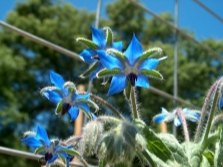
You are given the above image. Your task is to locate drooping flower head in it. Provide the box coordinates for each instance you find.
[153,107,200,127]
[77,26,123,80]
[41,71,98,121]
[97,34,166,95]
[22,126,74,165]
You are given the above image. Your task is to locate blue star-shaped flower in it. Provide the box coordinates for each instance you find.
[22,126,73,165]
[97,34,166,95]
[153,107,200,127]
[41,71,92,121]
[78,26,123,80]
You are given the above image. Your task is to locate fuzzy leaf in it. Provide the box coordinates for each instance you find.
[157,133,191,167]
[204,150,214,166]
[79,61,99,79]
[104,27,113,46]
[55,101,63,115]
[76,37,98,50]
[141,69,163,80]
[106,48,125,60]
[133,119,174,163]
[34,146,44,154]
[214,126,223,167]
[201,155,211,167]
[97,68,120,78]
[139,47,162,61]
[182,142,203,167]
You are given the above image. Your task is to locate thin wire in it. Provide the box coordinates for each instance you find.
[128,0,223,61]
[194,0,223,24]
[0,21,82,61]
[0,146,87,167]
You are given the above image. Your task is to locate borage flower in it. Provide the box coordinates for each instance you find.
[41,71,98,121]
[97,34,166,95]
[77,26,123,80]
[22,126,75,166]
[153,107,200,126]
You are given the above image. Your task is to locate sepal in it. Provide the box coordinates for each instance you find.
[35,146,45,154]
[76,37,98,50]
[103,27,113,46]
[96,69,121,78]
[63,81,76,92]
[79,62,99,79]
[40,86,62,95]
[141,69,163,80]
[106,48,125,60]
[139,47,162,61]
[55,101,63,115]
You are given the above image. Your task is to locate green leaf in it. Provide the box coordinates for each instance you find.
[214,126,223,167]
[99,159,107,167]
[79,61,99,79]
[76,37,98,50]
[34,146,44,154]
[61,149,80,157]
[55,101,63,115]
[96,68,120,78]
[182,142,203,167]
[141,69,163,80]
[106,48,125,60]
[124,82,131,100]
[157,133,191,167]
[133,119,174,163]
[139,47,162,61]
[203,150,214,166]
[201,155,211,167]
[104,27,113,46]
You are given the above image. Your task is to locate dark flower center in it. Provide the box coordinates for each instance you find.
[127,73,138,86]
[91,55,100,60]
[45,152,53,161]
[61,103,71,116]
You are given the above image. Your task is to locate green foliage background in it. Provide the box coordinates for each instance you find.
[0,0,223,166]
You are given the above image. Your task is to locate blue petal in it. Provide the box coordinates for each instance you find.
[36,126,51,147]
[139,58,160,71]
[76,103,90,113]
[50,71,65,89]
[79,49,97,64]
[97,50,124,70]
[174,117,182,127]
[161,107,169,114]
[21,136,42,148]
[108,73,127,95]
[219,96,223,109]
[153,115,166,123]
[91,26,106,49]
[89,62,104,80]
[124,34,143,66]
[47,154,58,164]
[42,90,62,104]
[68,106,79,121]
[135,73,149,88]
[72,93,90,101]
[112,41,123,51]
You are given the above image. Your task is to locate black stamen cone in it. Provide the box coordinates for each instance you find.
[91,55,100,60]
[61,103,71,116]
[127,73,138,86]
[45,152,53,161]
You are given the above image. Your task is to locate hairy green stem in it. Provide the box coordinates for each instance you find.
[177,108,189,141]
[202,82,220,143]
[194,80,219,142]
[90,93,125,120]
[97,115,121,124]
[130,86,139,119]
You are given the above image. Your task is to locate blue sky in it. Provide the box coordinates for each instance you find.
[0,0,222,40]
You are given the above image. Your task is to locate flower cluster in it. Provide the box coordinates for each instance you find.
[22,26,209,167]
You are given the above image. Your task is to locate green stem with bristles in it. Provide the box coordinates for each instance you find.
[176,108,189,141]
[130,86,139,119]
[90,93,125,120]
